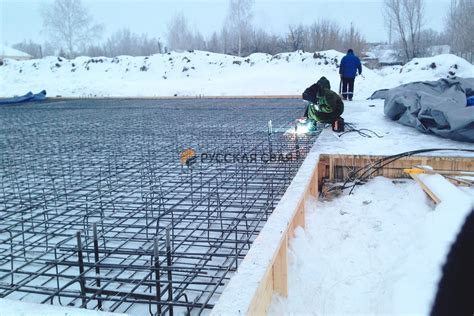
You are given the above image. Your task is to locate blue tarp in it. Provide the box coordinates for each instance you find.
[467,96,474,107]
[0,90,47,105]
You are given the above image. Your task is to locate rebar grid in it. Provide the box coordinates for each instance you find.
[0,99,317,315]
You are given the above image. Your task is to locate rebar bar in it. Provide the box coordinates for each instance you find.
[0,98,317,315]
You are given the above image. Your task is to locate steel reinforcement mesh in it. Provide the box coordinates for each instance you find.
[0,99,317,315]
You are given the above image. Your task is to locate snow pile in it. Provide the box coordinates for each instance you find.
[1,49,472,98]
[0,50,350,98]
[375,54,474,88]
[269,177,474,315]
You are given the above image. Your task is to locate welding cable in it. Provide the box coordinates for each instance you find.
[337,122,384,139]
[324,148,474,195]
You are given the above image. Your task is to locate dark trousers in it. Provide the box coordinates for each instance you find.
[340,77,355,100]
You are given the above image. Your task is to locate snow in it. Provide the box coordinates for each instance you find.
[0,298,128,316]
[0,49,472,98]
[0,44,31,58]
[269,93,474,314]
[374,54,474,88]
[418,173,467,203]
[269,176,474,315]
[304,99,474,157]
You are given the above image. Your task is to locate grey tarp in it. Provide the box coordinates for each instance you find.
[383,78,474,143]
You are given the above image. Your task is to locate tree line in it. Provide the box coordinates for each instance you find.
[384,0,473,62]
[11,0,473,62]
[12,0,366,59]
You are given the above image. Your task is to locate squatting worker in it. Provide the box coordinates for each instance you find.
[302,76,344,124]
[339,49,362,101]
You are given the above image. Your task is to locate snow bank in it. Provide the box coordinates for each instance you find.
[374,54,474,89]
[1,50,471,99]
[269,177,474,315]
[0,50,347,98]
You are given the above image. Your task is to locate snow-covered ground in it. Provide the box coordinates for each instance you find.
[310,99,474,156]
[268,97,474,315]
[0,298,127,316]
[269,177,474,315]
[1,50,472,98]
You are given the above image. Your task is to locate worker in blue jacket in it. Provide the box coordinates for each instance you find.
[339,49,362,101]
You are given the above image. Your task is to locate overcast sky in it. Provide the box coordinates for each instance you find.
[0,0,451,47]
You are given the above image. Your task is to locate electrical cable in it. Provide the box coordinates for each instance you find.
[337,122,384,139]
[325,148,474,196]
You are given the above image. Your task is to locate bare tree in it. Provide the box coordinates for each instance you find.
[445,0,474,54]
[307,19,341,51]
[220,26,231,54]
[41,0,103,58]
[341,23,367,55]
[166,13,194,51]
[418,29,447,56]
[207,32,221,53]
[191,31,207,51]
[103,28,162,57]
[86,44,105,57]
[105,28,139,56]
[383,0,424,61]
[227,0,255,56]
[251,28,269,53]
[286,24,306,51]
[139,35,163,56]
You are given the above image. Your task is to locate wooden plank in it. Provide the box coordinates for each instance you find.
[408,173,442,204]
[319,154,474,182]
[246,167,313,314]
[415,166,474,177]
[289,198,306,238]
[329,157,335,181]
[310,165,319,196]
[272,234,288,297]
[248,267,274,315]
[445,175,474,187]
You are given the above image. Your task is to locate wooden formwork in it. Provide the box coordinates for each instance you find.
[318,154,474,184]
[211,153,474,315]
[210,148,320,315]
[246,177,316,315]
